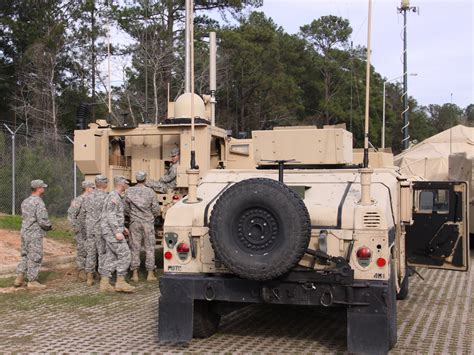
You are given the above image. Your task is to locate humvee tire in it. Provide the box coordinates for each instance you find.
[193,301,221,338]
[209,178,311,281]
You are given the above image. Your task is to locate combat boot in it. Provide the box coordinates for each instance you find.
[13,274,24,287]
[131,269,139,283]
[86,272,95,286]
[99,276,115,293]
[77,270,87,282]
[147,270,157,282]
[115,275,136,293]
[27,281,47,290]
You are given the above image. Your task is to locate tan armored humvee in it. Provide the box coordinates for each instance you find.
[158,125,470,354]
[73,93,255,236]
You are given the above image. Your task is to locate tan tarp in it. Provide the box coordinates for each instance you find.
[394,125,473,180]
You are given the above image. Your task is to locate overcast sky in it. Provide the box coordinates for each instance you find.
[259,0,473,108]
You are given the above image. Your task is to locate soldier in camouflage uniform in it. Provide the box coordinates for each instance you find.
[124,171,160,282]
[147,147,179,193]
[14,180,52,290]
[83,175,108,286]
[67,180,95,281]
[99,175,135,293]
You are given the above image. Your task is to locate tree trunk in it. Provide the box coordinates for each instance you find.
[153,69,159,124]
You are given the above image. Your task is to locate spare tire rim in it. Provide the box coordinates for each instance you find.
[237,208,279,252]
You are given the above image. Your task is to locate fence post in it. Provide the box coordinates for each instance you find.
[3,123,24,215]
[65,135,77,198]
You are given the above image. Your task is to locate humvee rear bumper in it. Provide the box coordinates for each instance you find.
[158,273,393,353]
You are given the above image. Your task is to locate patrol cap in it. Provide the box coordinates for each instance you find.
[170,147,180,157]
[135,171,147,182]
[81,180,95,189]
[31,179,48,189]
[95,174,108,184]
[113,175,130,185]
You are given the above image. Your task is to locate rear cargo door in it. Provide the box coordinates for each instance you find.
[406,181,469,271]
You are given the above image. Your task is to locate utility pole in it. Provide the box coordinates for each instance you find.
[398,0,418,150]
[4,123,24,215]
[382,73,417,149]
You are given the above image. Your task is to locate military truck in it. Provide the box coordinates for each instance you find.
[73,92,255,235]
[157,125,470,353]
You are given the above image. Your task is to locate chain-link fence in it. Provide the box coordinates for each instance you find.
[0,124,80,217]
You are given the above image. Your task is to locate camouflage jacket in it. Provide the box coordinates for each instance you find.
[67,194,86,232]
[147,162,178,192]
[20,195,52,237]
[84,189,108,236]
[101,190,125,242]
[124,184,160,223]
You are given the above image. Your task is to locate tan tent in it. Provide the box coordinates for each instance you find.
[395,125,473,179]
[394,125,474,235]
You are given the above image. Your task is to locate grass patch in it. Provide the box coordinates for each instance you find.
[37,271,58,284]
[0,214,22,230]
[0,276,16,288]
[0,292,35,312]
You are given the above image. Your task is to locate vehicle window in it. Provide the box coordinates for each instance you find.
[416,189,449,214]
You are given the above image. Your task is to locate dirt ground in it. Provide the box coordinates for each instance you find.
[0,229,74,267]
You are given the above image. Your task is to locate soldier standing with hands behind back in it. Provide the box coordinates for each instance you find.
[67,180,95,281]
[99,175,135,293]
[14,180,52,290]
[124,171,160,282]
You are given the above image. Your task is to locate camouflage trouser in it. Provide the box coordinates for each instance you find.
[129,221,156,271]
[75,229,87,271]
[16,234,43,281]
[85,232,106,273]
[100,238,131,277]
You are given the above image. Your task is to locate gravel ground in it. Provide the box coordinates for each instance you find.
[0,252,472,354]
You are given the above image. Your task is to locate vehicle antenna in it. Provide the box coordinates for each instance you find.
[210,32,217,126]
[185,0,199,203]
[359,0,374,206]
[363,0,372,168]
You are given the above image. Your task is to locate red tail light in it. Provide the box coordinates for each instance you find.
[356,247,372,259]
[356,246,372,267]
[164,251,173,260]
[177,242,190,253]
[376,257,386,267]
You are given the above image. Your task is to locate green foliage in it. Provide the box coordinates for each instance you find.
[0,1,471,153]
[217,12,304,132]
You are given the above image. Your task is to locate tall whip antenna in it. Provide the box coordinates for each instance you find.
[106,0,112,116]
[363,0,372,168]
[359,0,374,206]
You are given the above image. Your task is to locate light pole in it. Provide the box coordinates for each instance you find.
[4,123,24,215]
[382,73,417,149]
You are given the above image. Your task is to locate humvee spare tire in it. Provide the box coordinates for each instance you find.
[209,178,311,281]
